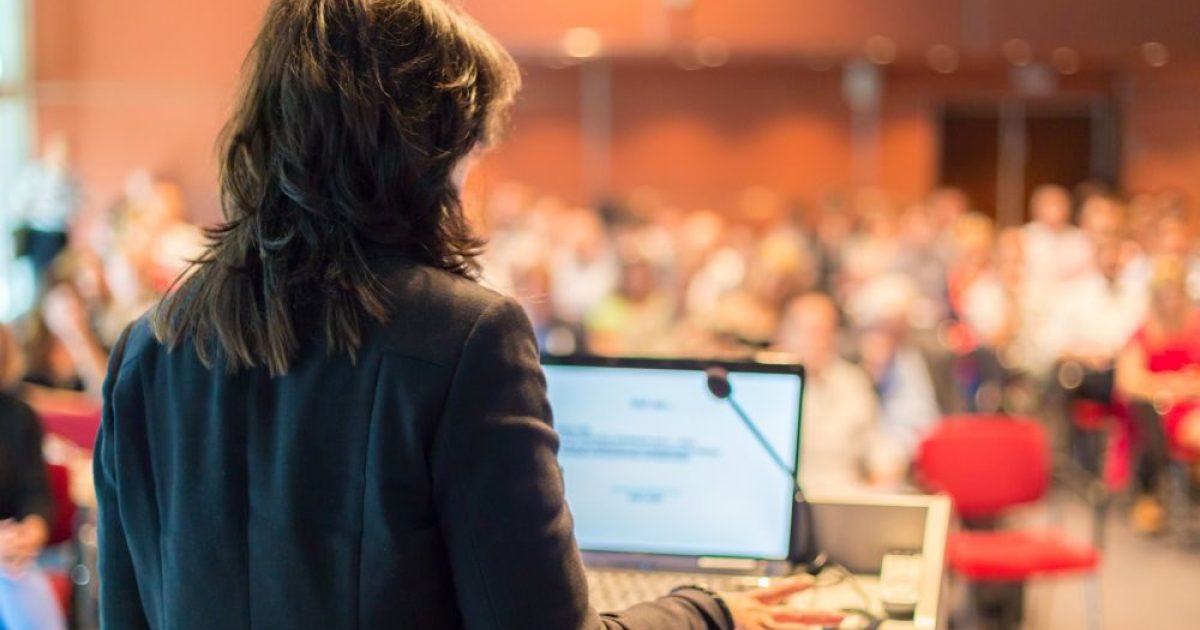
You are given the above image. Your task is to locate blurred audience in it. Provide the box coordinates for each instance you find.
[0,326,68,630]
[1116,256,1200,534]
[471,177,1199,509]
[773,293,893,491]
[9,134,81,287]
[5,148,1200,514]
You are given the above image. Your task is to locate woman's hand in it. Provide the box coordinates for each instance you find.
[0,516,50,573]
[723,577,845,630]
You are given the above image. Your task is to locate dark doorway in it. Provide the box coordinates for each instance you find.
[939,101,1117,225]
[940,107,1001,219]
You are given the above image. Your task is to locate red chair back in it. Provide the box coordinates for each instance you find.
[916,416,1050,520]
[38,407,102,451]
[46,464,76,546]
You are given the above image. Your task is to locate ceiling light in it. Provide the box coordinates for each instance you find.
[865,36,898,65]
[1051,47,1080,75]
[563,27,602,59]
[926,45,959,74]
[1003,38,1033,66]
[1142,42,1169,68]
[696,38,730,68]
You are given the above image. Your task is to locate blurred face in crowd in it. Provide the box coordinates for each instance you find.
[1080,196,1125,243]
[561,209,608,261]
[1031,185,1072,230]
[1157,215,1193,257]
[777,294,840,372]
[1150,258,1191,333]
[676,210,726,273]
[900,205,937,249]
[619,259,657,302]
[928,188,969,231]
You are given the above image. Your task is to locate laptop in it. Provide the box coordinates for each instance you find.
[541,356,807,611]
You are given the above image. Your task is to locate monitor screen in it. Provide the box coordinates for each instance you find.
[543,359,803,561]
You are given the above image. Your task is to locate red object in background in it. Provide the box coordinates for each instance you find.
[46,464,77,546]
[1071,400,1113,432]
[46,463,77,614]
[918,415,1050,521]
[916,416,1100,581]
[38,407,102,451]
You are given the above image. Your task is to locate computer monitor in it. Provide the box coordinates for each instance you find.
[541,356,805,562]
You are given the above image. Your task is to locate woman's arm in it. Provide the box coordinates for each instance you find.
[431,296,733,630]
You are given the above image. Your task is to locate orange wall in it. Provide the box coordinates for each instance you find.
[34,0,269,222]
[31,1,1200,224]
[1124,68,1200,206]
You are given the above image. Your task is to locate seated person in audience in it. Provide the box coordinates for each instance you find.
[551,208,620,326]
[1044,237,1147,473]
[954,225,1025,411]
[509,258,584,357]
[0,326,68,630]
[857,321,941,479]
[708,232,815,351]
[1021,184,1092,299]
[772,293,898,490]
[585,254,675,357]
[22,276,109,401]
[1116,257,1200,534]
[1077,194,1126,246]
[927,187,972,264]
[1122,208,1200,301]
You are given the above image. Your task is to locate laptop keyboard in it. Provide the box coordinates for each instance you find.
[587,569,772,613]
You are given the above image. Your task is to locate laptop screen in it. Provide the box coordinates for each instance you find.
[542,358,804,561]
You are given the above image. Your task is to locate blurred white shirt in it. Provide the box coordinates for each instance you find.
[798,357,880,493]
[1021,222,1092,291]
[1041,271,1148,363]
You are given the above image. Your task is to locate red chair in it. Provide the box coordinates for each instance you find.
[917,416,1101,630]
[37,407,103,451]
[45,464,78,614]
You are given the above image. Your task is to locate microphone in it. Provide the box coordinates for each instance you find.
[705,367,827,575]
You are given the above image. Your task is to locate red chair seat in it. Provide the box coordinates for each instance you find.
[949,530,1100,581]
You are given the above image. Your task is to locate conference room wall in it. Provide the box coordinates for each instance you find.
[30,0,1200,225]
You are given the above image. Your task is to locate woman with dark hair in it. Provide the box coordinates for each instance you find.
[96,1,829,628]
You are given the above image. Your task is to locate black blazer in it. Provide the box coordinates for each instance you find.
[96,259,731,629]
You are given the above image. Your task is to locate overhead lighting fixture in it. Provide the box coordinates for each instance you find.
[696,38,730,68]
[865,36,898,65]
[1051,47,1081,75]
[1003,38,1033,67]
[1142,42,1170,68]
[926,45,959,74]
[562,27,602,59]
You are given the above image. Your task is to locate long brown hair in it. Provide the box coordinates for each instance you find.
[153,0,520,376]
